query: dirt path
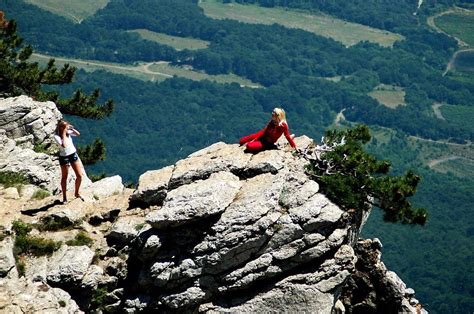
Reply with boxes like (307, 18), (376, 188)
(443, 48), (474, 76)
(432, 103), (446, 120)
(428, 156), (462, 168)
(427, 7), (473, 76)
(334, 108), (346, 126)
(32, 53), (173, 79)
(427, 7), (470, 48)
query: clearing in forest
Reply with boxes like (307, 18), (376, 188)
(129, 29), (210, 51)
(367, 84), (406, 109)
(29, 53), (260, 88)
(24, 0), (109, 23)
(435, 9), (474, 47)
(199, 0), (403, 47)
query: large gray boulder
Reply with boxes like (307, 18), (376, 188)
(0, 237), (16, 278)
(0, 95), (62, 148)
(0, 129), (59, 192)
(125, 137), (363, 312)
(0, 96), (93, 193)
(0, 277), (82, 313)
(47, 245), (94, 286)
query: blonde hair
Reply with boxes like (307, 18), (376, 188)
(272, 108), (287, 125)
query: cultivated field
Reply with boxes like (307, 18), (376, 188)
(368, 84), (406, 108)
(440, 104), (474, 133)
(453, 50), (474, 71)
(435, 10), (474, 47)
(24, 0), (109, 23)
(30, 53), (260, 88)
(199, 0), (403, 47)
(130, 29), (210, 51)
(371, 127), (474, 178)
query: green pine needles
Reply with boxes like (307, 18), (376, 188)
(305, 125), (428, 225)
(0, 14), (113, 118)
(1, 12), (114, 166)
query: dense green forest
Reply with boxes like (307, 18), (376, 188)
(1, 0), (473, 312)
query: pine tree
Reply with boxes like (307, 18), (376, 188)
(0, 12), (113, 164)
(305, 125), (428, 225)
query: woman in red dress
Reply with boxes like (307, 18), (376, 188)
(240, 108), (297, 153)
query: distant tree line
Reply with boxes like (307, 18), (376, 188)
(4, 0), (472, 143)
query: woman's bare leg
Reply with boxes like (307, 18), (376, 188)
(70, 160), (83, 198)
(60, 165), (69, 202)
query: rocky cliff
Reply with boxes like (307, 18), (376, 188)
(0, 97), (425, 313)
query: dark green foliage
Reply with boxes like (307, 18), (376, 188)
(89, 172), (107, 182)
(0, 171), (28, 187)
(57, 89), (113, 120)
(90, 287), (109, 311)
(0, 13), (113, 119)
(36, 218), (79, 232)
(12, 220), (61, 258)
(66, 231), (93, 247)
(30, 189), (50, 200)
(0, 10), (114, 165)
(13, 235), (61, 257)
(306, 125), (428, 225)
(16, 258), (25, 277)
(3, 1), (472, 311)
(11, 220), (32, 237)
(362, 130), (474, 313)
(77, 138), (106, 166)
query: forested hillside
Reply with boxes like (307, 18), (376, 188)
(1, 0), (473, 312)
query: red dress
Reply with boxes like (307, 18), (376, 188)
(239, 120), (296, 152)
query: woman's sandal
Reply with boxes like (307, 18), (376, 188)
(75, 195), (85, 201)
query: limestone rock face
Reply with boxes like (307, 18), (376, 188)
(0, 98), (426, 313)
(340, 238), (427, 313)
(0, 96), (94, 193)
(0, 129), (59, 192)
(123, 137), (364, 312)
(47, 245), (95, 286)
(0, 237), (15, 278)
(0, 95), (62, 148)
(0, 278), (82, 313)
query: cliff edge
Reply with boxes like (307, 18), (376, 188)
(0, 97), (425, 313)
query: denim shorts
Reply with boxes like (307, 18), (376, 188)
(58, 152), (79, 166)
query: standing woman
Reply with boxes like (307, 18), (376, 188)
(239, 107), (297, 153)
(54, 120), (83, 203)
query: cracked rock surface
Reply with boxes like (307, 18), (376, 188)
(126, 136), (362, 312)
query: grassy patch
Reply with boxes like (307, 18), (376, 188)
(30, 53), (261, 87)
(447, 69), (474, 86)
(31, 189), (51, 200)
(14, 236), (62, 257)
(435, 11), (474, 46)
(370, 127), (474, 179)
(33, 143), (49, 154)
(90, 287), (109, 311)
(66, 231), (93, 247)
(36, 217), (80, 232)
(430, 156), (474, 176)
(453, 50), (474, 71)
(368, 84), (406, 109)
(24, 0), (109, 22)
(0, 171), (28, 188)
(130, 29), (210, 51)
(89, 172), (107, 182)
(199, 0), (403, 47)
(12, 220), (62, 276)
(440, 104), (474, 134)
